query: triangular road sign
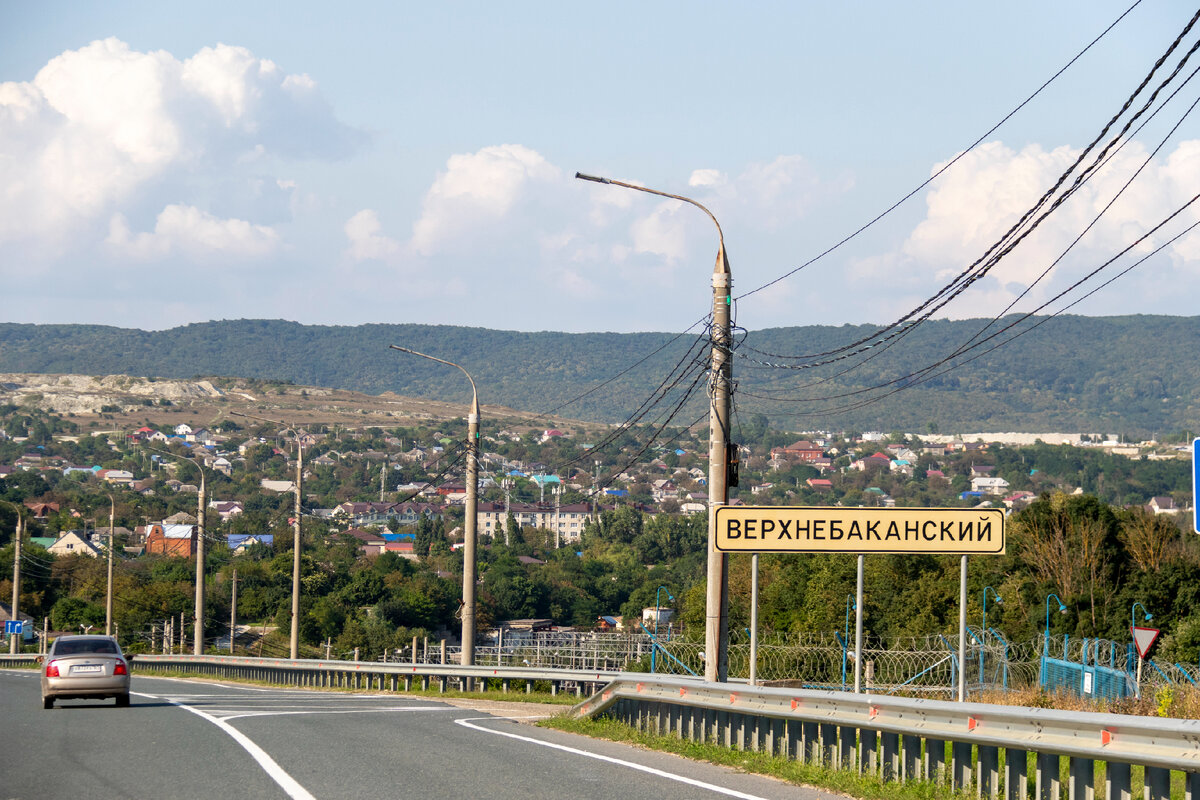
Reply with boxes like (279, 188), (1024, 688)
(1132, 626), (1160, 658)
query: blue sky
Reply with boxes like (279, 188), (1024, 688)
(2, 1), (1197, 333)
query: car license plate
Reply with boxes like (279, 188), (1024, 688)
(72, 665), (102, 674)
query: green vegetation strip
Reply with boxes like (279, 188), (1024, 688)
(540, 715), (972, 800)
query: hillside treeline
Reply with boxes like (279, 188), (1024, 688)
(2, 314), (1199, 434)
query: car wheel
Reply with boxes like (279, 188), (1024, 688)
(116, 693), (130, 707)
(43, 696), (54, 710)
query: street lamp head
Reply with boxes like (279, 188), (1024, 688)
(1058, 604), (1067, 615)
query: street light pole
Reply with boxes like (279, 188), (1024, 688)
(390, 345), (480, 671)
(193, 458), (206, 655)
(575, 171), (733, 682)
(291, 438), (303, 659)
(228, 412), (304, 659)
(106, 494), (115, 637)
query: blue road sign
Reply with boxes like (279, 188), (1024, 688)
(1194, 438), (1200, 534)
(4, 619), (24, 635)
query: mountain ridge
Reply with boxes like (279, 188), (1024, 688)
(1, 315), (1196, 435)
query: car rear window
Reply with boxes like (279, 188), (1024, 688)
(54, 639), (119, 656)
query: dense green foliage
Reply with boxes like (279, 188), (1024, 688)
(2, 314), (1199, 434)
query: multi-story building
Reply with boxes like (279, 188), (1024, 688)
(476, 501), (594, 544)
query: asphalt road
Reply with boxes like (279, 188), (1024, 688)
(0, 670), (822, 800)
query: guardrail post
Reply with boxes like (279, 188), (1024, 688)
(802, 721), (819, 764)
(838, 726), (854, 769)
(881, 731), (900, 781)
(768, 717), (785, 758)
(860, 728), (878, 775)
(953, 740), (973, 790)
(1005, 748), (1029, 800)
(902, 735), (921, 782)
(1068, 758), (1093, 800)
(926, 739), (947, 783)
(1144, 767), (1170, 800)
(1103, 761), (1130, 800)
(1036, 752), (1060, 800)
(1185, 771), (1200, 800)
(820, 723), (837, 767)
(979, 746), (1000, 799)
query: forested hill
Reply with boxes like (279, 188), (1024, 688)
(1, 315), (1197, 435)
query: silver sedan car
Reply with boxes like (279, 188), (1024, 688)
(40, 635), (131, 708)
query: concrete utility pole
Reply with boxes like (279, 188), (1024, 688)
(575, 172), (733, 682)
(291, 437), (303, 659)
(230, 569), (238, 655)
(106, 494), (115, 637)
(9, 506), (23, 653)
(389, 345), (479, 671)
(194, 460), (207, 655)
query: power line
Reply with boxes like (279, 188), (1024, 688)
(739, 6), (1200, 368)
(756, 199), (1200, 419)
(736, 60), (1200, 406)
(735, 0), (1148, 306)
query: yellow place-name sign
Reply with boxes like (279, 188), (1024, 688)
(715, 506), (1005, 554)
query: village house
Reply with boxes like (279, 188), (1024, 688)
(145, 524), (197, 557)
(971, 476), (1011, 495)
(769, 440), (825, 464)
(47, 530), (102, 558)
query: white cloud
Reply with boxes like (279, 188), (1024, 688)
(0, 37), (359, 266)
(107, 204), (280, 260)
(410, 144), (561, 255)
(344, 209), (401, 261)
(689, 169), (725, 187)
(855, 139), (1200, 318)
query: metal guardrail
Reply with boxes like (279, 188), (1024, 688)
(0, 652), (633, 698)
(573, 675), (1200, 800)
(9, 651), (1198, 798)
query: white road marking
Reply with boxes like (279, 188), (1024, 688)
(220, 706), (454, 722)
(134, 690), (316, 800)
(454, 716), (774, 800)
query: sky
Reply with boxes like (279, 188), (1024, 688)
(2, 1), (1199, 334)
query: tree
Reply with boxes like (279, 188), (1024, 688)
(1118, 509), (1181, 572)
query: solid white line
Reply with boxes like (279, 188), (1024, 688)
(134, 691), (316, 800)
(454, 717), (773, 800)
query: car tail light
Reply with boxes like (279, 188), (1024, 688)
(45, 661), (60, 678)
(113, 660), (128, 676)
